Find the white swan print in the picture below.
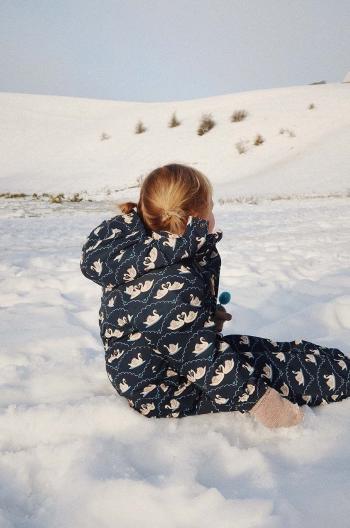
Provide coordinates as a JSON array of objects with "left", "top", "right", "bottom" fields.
[
  {"left": 139, "top": 403, "right": 156, "bottom": 416},
  {"left": 168, "top": 310, "right": 198, "bottom": 330},
  {"left": 238, "top": 383, "right": 256, "bottom": 402},
  {"left": 218, "top": 340, "right": 230, "bottom": 352},
  {"left": 280, "top": 383, "right": 290, "bottom": 396},
  {"left": 174, "top": 380, "right": 191, "bottom": 396},
  {"left": 128, "top": 352, "right": 145, "bottom": 369},
  {"left": 335, "top": 358, "right": 348, "bottom": 370},
  {"left": 105, "top": 328, "right": 124, "bottom": 339},
  {"left": 242, "top": 362, "right": 255, "bottom": 375},
  {"left": 324, "top": 373, "right": 336, "bottom": 391},
  {"left": 305, "top": 353, "right": 317, "bottom": 364},
  {"left": 187, "top": 366, "right": 206, "bottom": 383},
  {"left": 117, "top": 314, "right": 133, "bottom": 327},
  {"left": 108, "top": 296, "right": 116, "bottom": 307},
  {"left": 113, "top": 249, "right": 126, "bottom": 262},
  {"left": 189, "top": 294, "right": 202, "bottom": 306},
  {"left": 262, "top": 363, "right": 273, "bottom": 380},
  {"left": 107, "top": 349, "right": 124, "bottom": 363},
  {"left": 178, "top": 264, "right": 191, "bottom": 273},
  {"left": 164, "top": 342, "right": 182, "bottom": 355},
  {"left": 91, "top": 258, "right": 103, "bottom": 275},
  {"left": 123, "top": 264, "right": 137, "bottom": 282},
  {"left": 239, "top": 335, "right": 250, "bottom": 346},
  {"left": 292, "top": 368, "right": 305, "bottom": 385},
  {"left": 193, "top": 337, "right": 211, "bottom": 355},
  {"left": 144, "top": 247, "right": 158, "bottom": 270},
  {"left": 154, "top": 280, "right": 184, "bottom": 299},
  {"left": 125, "top": 279, "right": 154, "bottom": 299},
  {"left": 141, "top": 384, "right": 157, "bottom": 396},
  {"left": 215, "top": 394, "right": 229, "bottom": 404},
  {"left": 165, "top": 399, "right": 180, "bottom": 410},
  {"left": 127, "top": 331, "right": 142, "bottom": 341},
  {"left": 144, "top": 309, "right": 163, "bottom": 327},
  {"left": 204, "top": 316, "right": 215, "bottom": 328},
  {"left": 272, "top": 351, "right": 286, "bottom": 362},
  {"left": 166, "top": 368, "right": 178, "bottom": 378},
  {"left": 210, "top": 359, "right": 234, "bottom": 386},
  {"left": 85, "top": 239, "right": 102, "bottom": 252},
  {"left": 119, "top": 378, "right": 130, "bottom": 393},
  {"left": 302, "top": 394, "right": 312, "bottom": 404}
]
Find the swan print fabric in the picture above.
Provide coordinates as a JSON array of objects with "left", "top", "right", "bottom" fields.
[{"left": 80, "top": 207, "right": 350, "bottom": 418}]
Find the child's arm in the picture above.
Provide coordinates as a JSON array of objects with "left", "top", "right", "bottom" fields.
[{"left": 80, "top": 218, "right": 110, "bottom": 285}]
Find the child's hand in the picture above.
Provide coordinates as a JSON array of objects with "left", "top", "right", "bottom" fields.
[{"left": 214, "top": 304, "right": 232, "bottom": 333}]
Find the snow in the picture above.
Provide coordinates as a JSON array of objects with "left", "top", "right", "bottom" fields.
[
  {"left": 0, "top": 82, "right": 349, "bottom": 200},
  {"left": 1, "top": 84, "right": 350, "bottom": 526}
]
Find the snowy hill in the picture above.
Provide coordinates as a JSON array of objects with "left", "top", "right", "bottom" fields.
[{"left": 0, "top": 82, "right": 349, "bottom": 201}]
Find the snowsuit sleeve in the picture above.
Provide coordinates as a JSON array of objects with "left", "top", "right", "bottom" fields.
[{"left": 79, "top": 217, "right": 111, "bottom": 286}]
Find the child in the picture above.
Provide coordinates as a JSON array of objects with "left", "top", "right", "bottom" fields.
[{"left": 80, "top": 163, "right": 350, "bottom": 428}]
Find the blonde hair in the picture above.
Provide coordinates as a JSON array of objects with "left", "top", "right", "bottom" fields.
[{"left": 117, "top": 163, "right": 213, "bottom": 235}]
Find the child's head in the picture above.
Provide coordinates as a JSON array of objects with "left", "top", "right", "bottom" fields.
[{"left": 118, "top": 163, "right": 214, "bottom": 235}]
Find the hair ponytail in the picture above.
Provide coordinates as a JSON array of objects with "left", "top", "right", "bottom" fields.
[{"left": 117, "top": 163, "right": 212, "bottom": 235}]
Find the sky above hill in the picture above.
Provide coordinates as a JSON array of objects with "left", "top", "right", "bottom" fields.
[{"left": 0, "top": 0, "right": 349, "bottom": 102}]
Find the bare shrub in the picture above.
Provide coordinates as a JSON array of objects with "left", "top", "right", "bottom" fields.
[
  {"left": 308, "top": 103, "right": 315, "bottom": 109},
  {"left": 49, "top": 193, "right": 64, "bottom": 204},
  {"left": 254, "top": 134, "right": 265, "bottom": 145},
  {"left": 0, "top": 192, "right": 27, "bottom": 198},
  {"left": 69, "top": 193, "right": 83, "bottom": 202},
  {"left": 100, "top": 132, "right": 111, "bottom": 141},
  {"left": 168, "top": 112, "right": 181, "bottom": 128},
  {"left": 197, "top": 113, "right": 215, "bottom": 136},
  {"left": 135, "top": 120, "right": 147, "bottom": 134},
  {"left": 231, "top": 110, "right": 248, "bottom": 122},
  {"left": 279, "top": 127, "right": 295, "bottom": 137}
]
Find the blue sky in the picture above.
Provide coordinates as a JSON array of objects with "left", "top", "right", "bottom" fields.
[{"left": 1, "top": 0, "right": 349, "bottom": 102}]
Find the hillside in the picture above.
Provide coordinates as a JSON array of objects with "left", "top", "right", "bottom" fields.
[{"left": 0, "top": 83, "right": 349, "bottom": 202}]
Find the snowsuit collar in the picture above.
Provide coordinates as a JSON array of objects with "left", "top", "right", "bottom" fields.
[
  {"left": 129, "top": 205, "right": 223, "bottom": 255},
  {"left": 109, "top": 205, "right": 223, "bottom": 288}
]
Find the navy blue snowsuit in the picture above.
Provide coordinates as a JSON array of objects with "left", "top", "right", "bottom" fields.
[{"left": 80, "top": 206, "right": 350, "bottom": 418}]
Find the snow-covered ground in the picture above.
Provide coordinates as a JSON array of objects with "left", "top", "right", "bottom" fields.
[
  {"left": 1, "top": 197, "right": 350, "bottom": 527},
  {"left": 1, "top": 84, "right": 350, "bottom": 527}
]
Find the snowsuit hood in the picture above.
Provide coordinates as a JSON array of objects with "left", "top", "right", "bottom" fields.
[{"left": 80, "top": 205, "right": 223, "bottom": 291}]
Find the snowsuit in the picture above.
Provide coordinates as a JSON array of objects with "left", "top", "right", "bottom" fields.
[{"left": 80, "top": 206, "right": 350, "bottom": 418}]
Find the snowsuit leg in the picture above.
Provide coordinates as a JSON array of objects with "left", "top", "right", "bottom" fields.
[{"left": 222, "top": 334, "right": 350, "bottom": 408}]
